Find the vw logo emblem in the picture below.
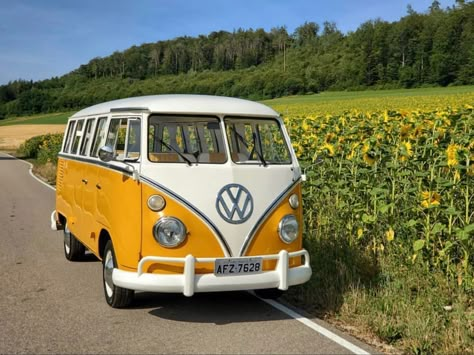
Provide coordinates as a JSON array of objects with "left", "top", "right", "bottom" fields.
[{"left": 216, "top": 184, "right": 254, "bottom": 224}]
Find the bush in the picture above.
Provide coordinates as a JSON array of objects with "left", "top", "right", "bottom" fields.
[{"left": 17, "top": 133, "right": 63, "bottom": 164}]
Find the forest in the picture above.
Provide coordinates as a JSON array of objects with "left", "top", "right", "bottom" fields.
[{"left": 0, "top": 0, "right": 473, "bottom": 117}]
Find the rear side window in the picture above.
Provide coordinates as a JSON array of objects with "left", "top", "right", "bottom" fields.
[
  {"left": 63, "top": 120, "right": 76, "bottom": 153},
  {"left": 70, "top": 120, "right": 85, "bottom": 154},
  {"left": 79, "top": 118, "right": 96, "bottom": 156},
  {"left": 91, "top": 117, "right": 108, "bottom": 157}
]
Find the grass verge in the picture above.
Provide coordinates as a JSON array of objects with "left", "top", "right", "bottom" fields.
[
  {"left": 285, "top": 242, "right": 474, "bottom": 354},
  {"left": 0, "top": 112, "right": 72, "bottom": 126}
]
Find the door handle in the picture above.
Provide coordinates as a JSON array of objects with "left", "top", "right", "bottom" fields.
[{"left": 81, "top": 179, "right": 88, "bottom": 184}]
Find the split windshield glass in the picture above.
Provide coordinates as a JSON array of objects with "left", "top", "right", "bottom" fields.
[
  {"left": 148, "top": 115, "right": 226, "bottom": 164},
  {"left": 225, "top": 118, "right": 292, "bottom": 165}
]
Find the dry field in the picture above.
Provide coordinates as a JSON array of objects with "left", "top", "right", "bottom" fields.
[{"left": 0, "top": 125, "right": 65, "bottom": 150}]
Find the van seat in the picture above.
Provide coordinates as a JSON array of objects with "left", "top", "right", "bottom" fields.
[
  {"left": 231, "top": 152, "right": 249, "bottom": 162},
  {"left": 199, "top": 152, "right": 226, "bottom": 163},
  {"left": 148, "top": 153, "right": 180, "bottom": 162}
]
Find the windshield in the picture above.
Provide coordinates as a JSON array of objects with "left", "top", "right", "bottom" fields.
[
  {"left": 148, "top": 115, "right": 226, "bottom": 163},
  {"left": 225, "top": 118, "right": 292, "bottom": 165},
  {"left": 147, "top": 115, "right": 292, "bottom": 165}
]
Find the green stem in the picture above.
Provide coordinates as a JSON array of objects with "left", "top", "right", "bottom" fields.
[{"left": 466, "top": 156, "right": 470, "bottom": 225}]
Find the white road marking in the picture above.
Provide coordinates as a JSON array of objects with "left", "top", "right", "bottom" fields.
[
  {"left": 256, "top": 296, "right": 371, "bottom": 355},
  {"left": 4, "top": 153, "right": 56, "bottom": 191},
  {"left": 5, "top": 152, "right": 371, "bottom": 354}
]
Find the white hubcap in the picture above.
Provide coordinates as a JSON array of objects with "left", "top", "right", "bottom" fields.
[{"left": 104, "top": 250, "right": 114, "bottom": 297}]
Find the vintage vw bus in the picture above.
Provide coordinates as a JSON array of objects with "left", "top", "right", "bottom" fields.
[{"left": 51, "top": 95, "right": 311, "bottom": 308}]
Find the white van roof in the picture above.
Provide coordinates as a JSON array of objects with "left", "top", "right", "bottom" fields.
[{"left": 71, "top": 94, "right": 279, "bottom": 118}]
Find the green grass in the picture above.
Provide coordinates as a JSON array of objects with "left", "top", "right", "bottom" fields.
[{"left": 0, "top": 112, "right": 72, "bottom": 126}]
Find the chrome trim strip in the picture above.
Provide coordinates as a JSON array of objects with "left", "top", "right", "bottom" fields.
[
  {"left": 139, "top": 175, "right": 232, "bottom": 257},
  {"left": 58, "top": 153, "right": 134, "bottom": 177},
  {"left": 238, "top": 179, "right": 301, "bottom": 257}
]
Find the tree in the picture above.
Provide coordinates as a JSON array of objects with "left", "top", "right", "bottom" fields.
[{"left": 294, "top": 22, "right": 319, "bottom": 47}]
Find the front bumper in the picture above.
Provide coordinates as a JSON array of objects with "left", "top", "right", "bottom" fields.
[{"left": 112, "top": 249, "right": 312, "bottom": 296}]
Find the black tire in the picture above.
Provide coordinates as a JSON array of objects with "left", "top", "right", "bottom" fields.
[
  {"left": 103, "top": 240, "right": 134, "bottom": 308},
  {"left": 64, "top": 224, "right": 85, "bottom": 261},
  {"left": 254, "top": 288, "right": 285, "bottom": 299}
]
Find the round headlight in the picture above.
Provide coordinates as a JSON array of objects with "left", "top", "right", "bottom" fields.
[
  {"left": 288, "top": 194, "right": 299, "bottom": 209},
  {"left": 153, "top": 217, "right": 187, "bottom": 248},
  {"left": 148, "top": 194, "right": 166, "bottom": 212},
  {"left": 278, "top": 215, "right": 299, "bottom": 244}
]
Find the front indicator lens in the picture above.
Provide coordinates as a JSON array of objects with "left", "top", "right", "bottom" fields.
[
  {"left": 148, "top": 194, "right": 166, "bottom": 212},
  {"left": 288, "top": 194, "right": 299, "bottom": 209},
  {"left": 278, "top": 215, "right": 299, "bottom": 244},
  {"left": 153, "top": 217, "right": 187, "bottom": 248}
]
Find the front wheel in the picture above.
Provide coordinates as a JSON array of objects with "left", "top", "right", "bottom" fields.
[
  {"left": 64, "top": 224, "right": 85, "bottom": 261},
  {"left": 103, "top": 240, "right": 134, "bottom": 308}
]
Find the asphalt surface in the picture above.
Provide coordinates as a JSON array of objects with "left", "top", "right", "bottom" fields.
[{"left": 0, "top": 152, "right": 378, "bottom": 354}]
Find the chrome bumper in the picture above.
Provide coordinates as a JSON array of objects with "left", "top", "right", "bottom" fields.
[{"left": 113, "top": 249, "right": 312, "bottom": 296}]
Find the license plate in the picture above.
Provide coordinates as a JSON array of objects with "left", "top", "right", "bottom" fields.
[{"left": 214, "top": 257, "right": 263, "bottom": 276}]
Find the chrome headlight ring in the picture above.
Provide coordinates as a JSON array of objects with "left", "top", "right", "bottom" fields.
[
  {"left": 152, "top": 217, "right": 187, "bottom": 248},
  {"left": 278, "top": 214, "right": 299, "bottom": 244}
]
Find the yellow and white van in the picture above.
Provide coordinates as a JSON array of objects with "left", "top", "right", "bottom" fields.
[{"left": 51, "top": 94, "right": 311, "bottom": 307}]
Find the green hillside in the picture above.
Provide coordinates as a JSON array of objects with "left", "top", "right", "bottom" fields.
[{"left": 0, "top": 1, "right": 473, "bottom": 119}]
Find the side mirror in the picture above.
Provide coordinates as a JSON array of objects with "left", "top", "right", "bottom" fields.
[{"left": 98, "top": 145, "right": 114, "bottom": 162}]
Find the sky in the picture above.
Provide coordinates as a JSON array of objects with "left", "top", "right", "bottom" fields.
[{"left": 0, "top": 0, "right": 454, "bottom": 85}]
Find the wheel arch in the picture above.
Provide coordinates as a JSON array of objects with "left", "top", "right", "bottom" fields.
[
  {"left": 57, "top": 212, "right": 67, "bottom": 230},
  {"left": 98, "top": 229, "right": 111, "bottom": 260}
]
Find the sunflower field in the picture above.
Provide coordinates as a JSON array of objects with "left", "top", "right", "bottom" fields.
[{"left": 279, "top": 102, "right": 474, "bottom": 352}]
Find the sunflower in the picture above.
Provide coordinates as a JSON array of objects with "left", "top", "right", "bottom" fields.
[
  {"left": 363, "top": 152, "right": 376, "bottom": 166},
  {"left": 362, "top": 143, "right": 376, "bottom": 166},
  {"left": 386, "top": 227, "right": 395, "bottom": 242},
  {"left": 412, "top": 125, "right": 424, "bottom": 139},
  {"left": 399, "top": 141, "right": 413, "bottom": 162},
  {"left": 400, "top": 124, "right": 412, "bottom": 140},
  {"left": 346, "top": 143, "right": 359, "bottom": 160},
  {"left": 446, "top": 143, "right": 460, "bottom": 167},
  {"left": 324, "top": 132, "right": 336, "bottom": 143},
  {"left": 421, "top": 191, "right": 441, "bottom": 208},
  {"left": 321, "top": 143, "right": 335, "bottom": 157}
]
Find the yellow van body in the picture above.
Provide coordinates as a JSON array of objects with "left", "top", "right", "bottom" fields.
[{"left": 52, "top": 95, "right": 311, "bottom": 307}]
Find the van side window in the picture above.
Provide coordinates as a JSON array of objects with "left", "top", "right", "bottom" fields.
[
  {"left": 71, "top": 119, "right": 85, "bottom": 154},
  {"left": 126, "top": 119, "right": 141, "bottom": 159},
  {"left": 91, "top": 117, "right": 108, "bottom": 157},
  {"left": 106, "top": 117, "right": 141, "bottom": 160},
  {"left": 63, "top": 120, "right": 76, "bottom": 153},
  {"left": 79, "top": 118, "right": 96, "bottom": 156}
]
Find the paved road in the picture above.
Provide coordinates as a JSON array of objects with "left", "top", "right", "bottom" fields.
[{"left": 0, "top": 152, "right": 378, "bottom": 354}]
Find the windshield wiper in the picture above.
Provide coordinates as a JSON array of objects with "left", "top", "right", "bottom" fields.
[
  {"left": 229, "top": 126, "right": 249, "bottom": 150},
  {"left": 229, "top": 126, "right": 267, "bottom": 166},
  {"left": 250, "top": 132, "right": 267, "bottom": 167},
  {"left": 156, "top": 138, "right": 193, "bottom": 166}
]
